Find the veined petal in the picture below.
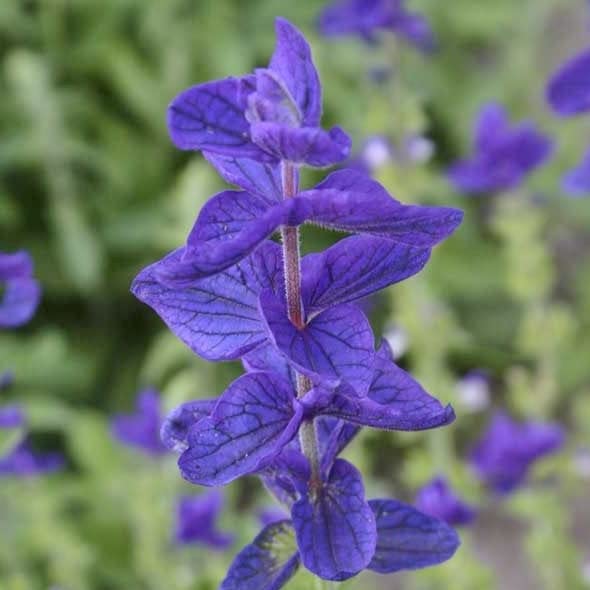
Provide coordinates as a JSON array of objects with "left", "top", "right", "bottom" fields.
[
  {"left": 160, "top": 196, "right": 306, "bottom": 282},
  {"left": 167, "top": 76, "right": 271, "bottom": 160},
  {"left": 368, "top": 498, "right": 460, "bottom": 573},
  {"left": 310, "top": 385, "right": 455, "bottom": 431},
  {"left": 269, "top": 18, "right": 322, "bottom": 127},
  {"left": 131, "top": 242, "right": 283, "bottom": 361},
  {"left": 259, "top": 291, "right": 375, "bottom": 395},
  {"left": 203, "top": 153, "right": 282, "bottom": 204},
  {"left": 316, "top": 417, "right": 359, "bottom": 474},
  {"left": 292, "top": 459, "right": 376, "bottom": 581},
  {"left": 160, "top": 399, "right": 216, "bottom": 453},
  {"left": 301, "top": 235, "right": 430, "bottom": 314},
  {"left": 250, "top": 123, "right": 351, "bottom": 168},
  {"left": 366, "top": 342, "right": 455, "bottom": 428},
  {"left": 178, "top": 372, "right": 303, "bottom": 486},
  {"left": 301, "top": 169, "right": 463, "bottom": 246},
  {"left": 242, "top": 342, "right": 292, "bottom": 382},
  {"left": 221, "top": 520, "right": 300, "bottom": 590}
]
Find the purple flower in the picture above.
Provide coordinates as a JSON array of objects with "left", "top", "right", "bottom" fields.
[
  {"left": 0, "top": 251, "right": 41, "bottom": 329},
  {"left": 469, "top": 411, "right": 565, "bottom": 494},
  {"left": 167, "top": 19, "right": 350, "bottom": 169},
  {"left": 0, "top": 405, "right": 24, "bottom": 429},
  {"left": 219, "top": 422, "right": 459, "bottom": 587},
  {"left": 318, "top": 0, "right": 436, "bottom": 52},
  {"left": 133, "top": 17, "right": 463, "bottom": 586},
  {"left": 175, "top": 491, "right": 234, "bottom": 549},
  {"left": 561, "top": 147, "right": 590, "bottom": 196},
  {"left": 111, "top": 388, "right": 167, "bottom": 456},
  {"left": 448, "top": 102, "right": 553, "bottom": 194},
  {"left": 415, "top": 476, "right": 476, "bottom": 526},
  {"left": 546, "top": 48, "right": 590, "bottom": 116},
  {"left": 0, "top": 440, "right": 64, "bottom": 477}
]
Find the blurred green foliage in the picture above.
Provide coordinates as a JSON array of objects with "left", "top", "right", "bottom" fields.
[{"left": 1, "top": 0, "right": 590, "bottom": 589}]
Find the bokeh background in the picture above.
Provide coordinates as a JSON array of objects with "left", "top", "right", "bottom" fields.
[{"left": 1, "top": 0, "right": 590, "bottom": 588}]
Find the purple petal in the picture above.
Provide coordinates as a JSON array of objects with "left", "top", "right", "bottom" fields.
[
  {"left": 309, "top": 384, "right": 455, "bottom": 431},
  {"left": 415, "top": 476, "right": 477, "bottom": 527},
  {"left": 166, "top": 193, "right": 304, "bottom": 281},
  {"left": 111, "top": 389, "right": 166, "bottom": 456},
  {"left": 161, "top": 399, "right": 216, "bottom": 453},
  {"left": 242, "top": 342, "right": 292, "bottom": 382},
  {"left": 221, "top": 521, "right": 300, "bottom": 590},
  {"left": 178, "top": 372, "right": 303, "bottom": 486},
  {"left": 167, "top": 76, "right": 271, "bottom": 161},
  {"left": 203, "top": 153, "right": 282, "bottom": 204},
  {"left": 368, "top": 498, "right": 460, "bottom": 573},
  {"left": 269, "top": 18, "right": 322, "bottom": 127},
  {"left": 301, "top": 235, "right": 430, "bottom": 314},
  {"left": 301, "top": 169, "right": 463, "bottom": 246},
  {"left": 546, "top": 48, "right": 590, "bottom": 116},
  {"left": 260, "top": 449, "right": 311, "bottom": 508},
  {"left": 316, "top": 417, "right": 359, "bottom": 474},
  {"left": 469, "top": 411, "right": 565, "bottom": 494},
  {"left": 259, "top": 291, "right": 375, "bottom": 395},
  {"left": 175, "top": 491, "right": 234, "bottom": 549},
  {"left": 447, "top": 159, "right": 495, "bottom": 194},
  {"left": 318, "top": 0, "right": 393, "bottom": 38},
  {"left": 131, "top": 241, "right": 283, "bottom": 361},
  {"left": 0, "top": 251, "right": 34, "bottom": 280},
  {"left": 366, "top": 342, "right": 455, "bottom": 428},
  {"left": 292, "top": 458, "right": 376, "bottom": 581},
  {"left": 0, "top": 278, "right": 41, "bottom": 329},
  {"left": 390, "top": 10, "right": 436, "bottom": 52},
  {"left": 0, "top": 441, "right": 64, "bottom": 477},
  {"left": 0, "top": 405, "right": 25, "bottom": 429},
  {"left": 561, "top": 147, "right": 590, "bottom": 196},
  {"left": 474, "top": 102, "right": 509, "bottom": 153},
  {"left": 250, "top": 123, "right": 351, "bottom": 167}
]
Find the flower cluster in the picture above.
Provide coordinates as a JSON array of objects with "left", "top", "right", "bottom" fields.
[{"left": 132, "top": 18, "right": 464, "bottom": 586}]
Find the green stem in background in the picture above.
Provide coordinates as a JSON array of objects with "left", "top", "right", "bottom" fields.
[{"left": 279, "top": 161, "right": 321, "bottom": 482}]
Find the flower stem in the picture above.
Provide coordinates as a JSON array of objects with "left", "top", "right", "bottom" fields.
[{"left": 280, "top": 161, "right": 321, "bottom": 480}]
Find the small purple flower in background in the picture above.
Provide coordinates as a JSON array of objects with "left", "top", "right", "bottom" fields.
[
  {"left": 318, "top": 0, "right": 436, "bottom": 52},
  {"left": 546, "top": 48, "right": 590, "bottom": 116},
  {"left": 448, "top": 102, "right": 553, "bottom": 195},
  {"left": 469, "top": 411, "right": 565, "bottom": 495},
  {"left": 0, "top": 371, "right": 14, "bottom": 392},
  {"left": 403, "top": 134, "right": 435, "bottom": 163},
  {"left": 455, "top": 370, "right": 491, "bottom": 413},
  {"left": 561, "top": 147, "right": 590, "bottom": 197},
  {"left": 0, "top": 405, "right": 25, "bottom": 430},
  {"left": 0, "top": 440, "right": 64, "bottom": 477},
  {"left": 0, "top": 251, "right": 41, "bottom": 329},
  {"left": 175, "top": 491, "right": 234, "bottom": 549},
  {"left": 415, "top": 476, "right": 477, "bottom": 526},
  {"left": 111, "top": 388, "right": 167, "bottom": 456}
]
